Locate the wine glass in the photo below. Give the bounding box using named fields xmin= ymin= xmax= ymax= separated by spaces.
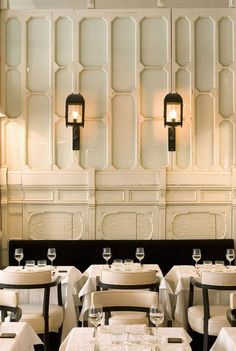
xmin=192 ymin=248 xmax=201 ymax=268
xmin=14 ymin=248 xmax=23 ymax=268
xmin=149 ymin=304 xmax=164 ymax=334
xmin=88 ymin=304 xmax=103 ymax=337
xmin=136 ymin=247 xmax=145 ymax=265
xmin=102 ymin=247 xmax=111 ymax=266
xmin=226 ymin=248 xmax=235 ymax=266
xmin=47 ymin=248 xmax=56 ymax=266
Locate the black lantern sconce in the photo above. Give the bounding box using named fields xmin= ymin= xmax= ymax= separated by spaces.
xmin=163 ymin=92 xmax=183 ymax=151
xmin=65 ymin=93 xmax=85 ymax=150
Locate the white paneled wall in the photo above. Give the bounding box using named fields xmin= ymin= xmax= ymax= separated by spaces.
xmin=0 ymin=7 xmax=236 ymax=266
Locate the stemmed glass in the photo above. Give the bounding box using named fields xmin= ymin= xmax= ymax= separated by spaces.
xmin=102 ymin=247 xmax=111 ymax=266
xmin=88 ymin=304 xmax=103 ymax=338
xmin=14 ymin=248 xmax=23 ymax=268
xmin=47 ymin=248 xmax=56 ymax=266
xmin=136 ymin=247 xmax=145 ymax=265
xmin=226 ymin=248 xmax=235 ymax=266
xmin=192 ymin=248 xmax=201 ymax=268
xmin=149 ymin=304 xmax=164 ymax=334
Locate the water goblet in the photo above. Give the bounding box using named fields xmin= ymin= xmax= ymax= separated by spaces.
xmin=14 ymin=248 xmax=23 ymax=268
xmin=88 ymin=304 xmax=103 ymax=338
xmin=102 ymin=247 xmax=111 ymax=266
xmin=149 ymin=304 xmax=164 ymax=334
xmin=47 ymin=248 xmax=56 ymax=266
xmin=136 ymin=247 xmax=145 ymax=265
xmin=226 ymin=248 xmax=235 ymax=266
xmin=192 ymin=248 xmax=201 ymax=268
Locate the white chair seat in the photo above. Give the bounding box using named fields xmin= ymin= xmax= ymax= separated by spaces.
xmin=20 ymin=303 xmax=63 ymax=334
xmin=188 ymin=305 xmax=231 ymax=336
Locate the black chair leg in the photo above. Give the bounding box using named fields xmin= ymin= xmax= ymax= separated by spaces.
xmin=203 ymin=332 xmax=208 ymax=351
xmin=43 ymin=332 xmax=50 ymax=351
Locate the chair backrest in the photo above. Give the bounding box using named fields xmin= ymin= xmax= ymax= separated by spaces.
xmin=0 ymin=290 xmax=22 ymax=322
xmin=101 ymin=270 xmax=158 ymax=286
xmin=98 ymin=270 xmax=159 ymax=293
xmin=0 ymin=289 xmax=19 ymax=307
xmin=0 ymin=270 xmax=52 ymax=287
xmin=201 ymin=271 xmax=236 ymax=288
xmin=92 ymin=289 xmax=158 ymax=308
xmin=85 ymin=290 xmax=159 ymax=326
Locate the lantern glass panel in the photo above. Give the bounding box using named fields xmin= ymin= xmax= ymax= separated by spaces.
xmin=68 ymin=104 xmax=83 ymax=124
xmin=166 ymin=102 xmax=181 ymax=124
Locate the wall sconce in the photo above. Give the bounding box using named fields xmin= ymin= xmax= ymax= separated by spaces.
xmin=163 ymin=92 xmax=183 ymax=151
xmin=65 ymin=93 xmax=85 ymax=150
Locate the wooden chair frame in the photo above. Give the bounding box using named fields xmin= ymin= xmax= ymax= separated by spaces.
xmin=96 ymin=275 xmax=160 ymax=292
xmin=188 ymin=276 xmax=236 ymax=351
xmin=0 ymin=276 xmax=63 ymax=351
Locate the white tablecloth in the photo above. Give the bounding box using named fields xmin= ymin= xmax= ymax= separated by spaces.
xmin=0 ymin=322 xmax=42 ymax=351
xmin=78 ymin=264 xmax=173 ymax=322
xmin=4 ymin=266 xmax=82 ymax=341
xmin=165 ymin=265 xmax=234 ymax=328
xmin=210 ymin=327 xmax=236 ymax=350
xmin=59 ymin=326 xmax=192 ymax=351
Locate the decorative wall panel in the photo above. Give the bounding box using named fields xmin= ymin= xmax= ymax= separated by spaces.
xmin=27 ymin=95 xmax=50 ymax=169
xmin=24 ymin=205 xmax=88 ymax=239
xmin=166 ymin=206 xmax=230 ymax=239
xmin=1 ymin=8 xmax=236 ymax=267
xmin=97 ymin=206 xmax=157 ymax=240
xmin=112 ymin=17 xmax=135 ymax=92
xmin=26 ymin=17 xmax=50 ymax=92
xmin=112 ymin=95 xmax=135 ymax=169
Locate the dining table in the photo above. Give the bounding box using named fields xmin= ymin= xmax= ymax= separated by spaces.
xmin=59 ymin=325 xmax=192 ymax=351
xmin=209 ymin=327 xmax=236 ymax=350
xmin=0 ymin=321 xmax=43 ymax=351
xmin=78 ymin=264 xmax=173 ymax=323
xmin=165 ymin=264 xmax=235 ymax=328
xmin=3 ymin=265 xmax=83 ymax=341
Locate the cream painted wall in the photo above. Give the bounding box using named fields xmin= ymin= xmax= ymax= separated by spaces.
xmin=0 ymin=3 xmax=236 ymax=266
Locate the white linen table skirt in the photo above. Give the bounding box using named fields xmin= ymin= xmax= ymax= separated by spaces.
xmin=210 ymin=327 xmax=236 ymax=351
xmin=0 ymin=321 xmax=42 ymax=351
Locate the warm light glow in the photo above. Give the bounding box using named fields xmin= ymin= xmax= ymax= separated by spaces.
xmin=72 ymin=111 xmax=78 ymax=122
xmin=169 ymin=109 xmax=177 ymax=121
xmin=166 ymin=104 xmax=181 ymax=123
xmin=68 ymin=105 xmax=82 ymax=124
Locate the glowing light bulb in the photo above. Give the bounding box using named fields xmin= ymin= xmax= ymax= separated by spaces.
xmin=170 ymin=109 xmax=177 ymax=122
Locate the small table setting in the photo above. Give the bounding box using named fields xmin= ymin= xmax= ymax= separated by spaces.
xmin=0 ymin=321 xmax=43 ymax=351
xmin=78 ymin=246 xmax=173 ymax=322
xmin=59 ymin=325 xmax=192 ymax=351
xmin=6 ymin=246 xmax=83 ymax=341
xmin=165 ymin=247 xmax=236 ymax=328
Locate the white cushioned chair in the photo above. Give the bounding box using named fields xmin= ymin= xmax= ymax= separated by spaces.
xmin=188 ymin=271 xmax=236 ymax=351
xmin=96 ymin=269 xmax=161 ymax=325
xmin=84 ymin=289 xmax=158 ymax=326
xmin=0 ymin=269 xmax=63 ymax=351
xmin=0 ymin=290 xmax=22 ymax=321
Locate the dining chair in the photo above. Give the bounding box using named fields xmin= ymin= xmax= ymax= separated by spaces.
xmin=188 ymin=271 xmax=236 ymax=351
xmin=0 ymin=269 xmax=63 ymax=351
xmin=0 ymin=290 xmax=22 ymax=321
xmin=96 ymin=269 xmax=160 ymax=291
xmin=83 ymin=289 xmax=159 ymax=326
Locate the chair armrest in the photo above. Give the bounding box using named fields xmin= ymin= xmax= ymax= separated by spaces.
xmin=230 ymin=292 xmax=236 ymax=309
xmin=227 ymin=308 xmax=236 ymax=327
xmin=188 ymin=276 xmax=202 ymax=308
